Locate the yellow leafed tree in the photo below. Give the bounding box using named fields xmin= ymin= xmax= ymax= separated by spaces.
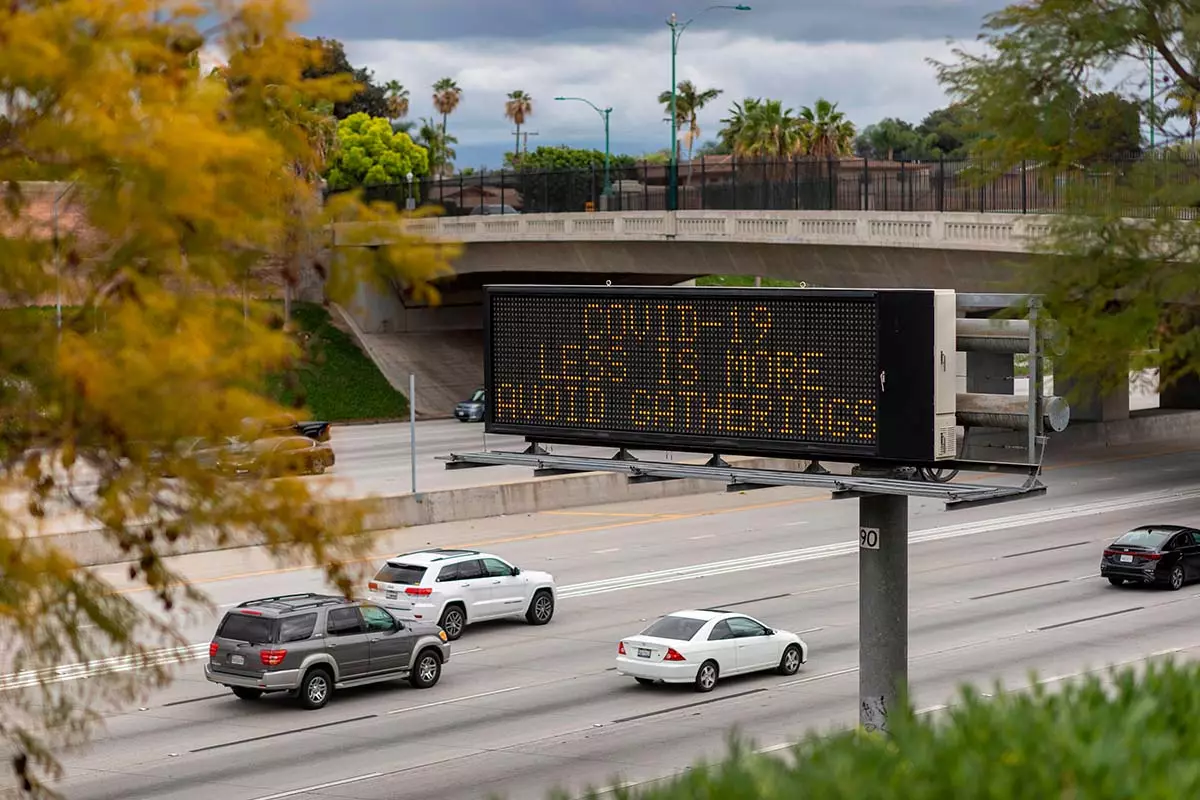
xmin=0 ymin=1 xmax=458 ymax=795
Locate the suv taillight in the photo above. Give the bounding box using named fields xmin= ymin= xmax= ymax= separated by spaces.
xmin=209 ymin=642 xmax=218 ymax=658
xmin=618 ymin=642 xmax=626 ymax=655
xmin=368 ymin=581 xmax=379 ymax=591
xmin=664 ymin=648 xmax=686 ymax=662
xmin=405 ymin=587 xmax=433 ymax=596
xmin=260 ymin=649 xmax=287 ymax=667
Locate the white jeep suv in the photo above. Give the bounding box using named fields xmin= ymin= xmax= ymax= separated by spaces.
xmin=365 ymin=548 xmax=557 ymax=640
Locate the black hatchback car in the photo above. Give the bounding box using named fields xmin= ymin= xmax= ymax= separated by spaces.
xmin=1101 ymin=524 xmax=1200 ymax=590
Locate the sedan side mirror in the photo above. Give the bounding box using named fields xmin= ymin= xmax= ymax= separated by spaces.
xmin=511 ymin=567 xmax=521 ymax=576
xmin=764 ymin=629 xmax=775 ymax=636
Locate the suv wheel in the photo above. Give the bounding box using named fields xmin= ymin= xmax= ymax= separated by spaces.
xmin=232 ymin=687 xmax=263 ymax=701
xmin=439 ymin=605 xmax=466 ymax=641
xmin=525 ymin=590 xmax=554 ymax=626
xmin=409 ymin=649 xmax=442 ymax=689
xmin=298 ymin=667 xmax=332 ymax=710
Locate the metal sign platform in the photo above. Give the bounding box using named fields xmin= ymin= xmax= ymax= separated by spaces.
xmin=438 ymin=450 xmax=1046 ymax=508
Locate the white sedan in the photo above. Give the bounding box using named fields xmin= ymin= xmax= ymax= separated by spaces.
xmin=616 ymin=609 xmax=808 ymax=692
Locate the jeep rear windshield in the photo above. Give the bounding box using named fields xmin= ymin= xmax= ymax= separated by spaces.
xmin=217 ymin=613 xmax=278 ymax=644
xmin=374 ymin=563 xmax=427 ymax=585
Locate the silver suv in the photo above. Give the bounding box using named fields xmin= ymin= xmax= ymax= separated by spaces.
xmin=204 ymin=593 xmax=451 ymax=710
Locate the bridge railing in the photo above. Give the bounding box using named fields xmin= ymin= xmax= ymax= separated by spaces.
xmin=327 ymin=152 xmax=1200 ymax=218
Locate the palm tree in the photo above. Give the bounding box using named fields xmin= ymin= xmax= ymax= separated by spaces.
xmin=799 ymin=98 xmax=856 ymax=158
xmin=384 ymin=80 xmax=410 ymax=121
xmin=432 ymin=77 xmax=463 ymax=175
xmin=417 ymin=116 xmax=458 ymax=176
xmin=1168 ymin=82 xmax=1200 ymax=147
xmin=657 ymin=80 xmax=723 ymax=183
xmin=504 ymin=90 xmax=534 ymax=165
xmin=733 ymin=99 xmax=805 ymax=163
xmin=717 ymin=98 xmax=763 ymax=153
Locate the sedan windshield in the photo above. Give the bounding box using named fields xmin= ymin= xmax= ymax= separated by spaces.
xmin=640 ymin=615 xmax=706 ymax=641
xmin=1113 ymin=528 xmax=1174 ymax=549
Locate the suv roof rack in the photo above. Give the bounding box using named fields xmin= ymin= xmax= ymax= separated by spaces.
xmin=393 ymin=548 xmax=481 ymax=562
xmin=237 ymin=593 xmax=345 ymax=611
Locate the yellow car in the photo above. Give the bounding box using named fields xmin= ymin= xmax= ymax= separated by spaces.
xmin=218 ymin=435 xmax=335 ymax=478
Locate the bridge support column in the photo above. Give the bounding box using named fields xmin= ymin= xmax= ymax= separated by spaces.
xmin=1055 ymin=373 xmax=1130 ymax=422
xmin=1158 ymin=369 xmax=1200 ymax=410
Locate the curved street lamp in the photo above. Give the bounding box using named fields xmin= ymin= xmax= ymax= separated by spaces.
xmin=554 ymin=95 xmax=615 ymax=197
xmin=667 ymin=4 xmax=751 ymax=211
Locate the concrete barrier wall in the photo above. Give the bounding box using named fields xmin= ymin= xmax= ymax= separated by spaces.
xmin=40 ymin=456 xmax=810 ymax=567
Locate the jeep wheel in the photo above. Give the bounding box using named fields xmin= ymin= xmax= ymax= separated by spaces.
xmin=409 ymin=649 xmax=442 ymax=689
xmin=298 ymin=667 xmax=332 ymax=710
xmin=525 ymin=590 xmax=555 ymax=626
xmin=231 ymin=687 xmax=263 ymax=701
xmin=439 ymin=605 xmax=466 ymax=641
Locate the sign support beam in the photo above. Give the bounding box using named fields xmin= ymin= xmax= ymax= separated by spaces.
xmin=858 ymin=493 xmax=908 ymax=734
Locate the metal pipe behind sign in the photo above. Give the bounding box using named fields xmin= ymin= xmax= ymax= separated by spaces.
xmin=409 ymin=373 xmax=417 ymax=494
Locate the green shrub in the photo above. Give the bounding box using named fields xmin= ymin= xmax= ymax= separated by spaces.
xmin=563 ymin=660 xmax=1200 ymax=800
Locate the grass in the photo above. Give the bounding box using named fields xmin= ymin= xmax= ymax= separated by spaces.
xmin=269 ymin=302 xmax=409 ymax=422
xmin=695 ymin=275 xmax=809 ymax=287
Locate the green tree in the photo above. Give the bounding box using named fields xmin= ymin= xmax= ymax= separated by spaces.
xmin=300 ymin=37 xmax=390 ymax=120
xmin=0 ymin=3 xmax=458 ymax=794
xmin=325 ymin=113 xmax=430 ymax=190
xmin=1168 ymin=82 xmax=1200 ymax=146
xmin=799 ymin=98 xmax=856 ymax=158
xmin=501 ymin=145 xmax=637 ymax=213
xmin=384 ymin=80 xmax=410 ymax=122
xmin=855 ymin=117 xmax=937 ymax=160
xmin=505 ymin=90 xmax=534 ymax=166
xmin=930 ymin=0 xmax=1200 ymax=399
xmin=416 ymin=116 xmax=457 ymax=176
xmin=657 ymin=80 xmax=724 ymax=180
xmin=731 ymin=99 xmax=805 ymax=162
xmin=717 ymin=97 xmax=763 ymax=153
xmin=562 ymin=660 xmax=1200 ymax=800
xmin=432 ymin=77 xmax=463 ymax=175
xmin=917 ymin=104 xmax=979 ymax=158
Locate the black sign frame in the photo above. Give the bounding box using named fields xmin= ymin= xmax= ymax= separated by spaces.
xmin=483 ymin=285 xmax=940 ymax=464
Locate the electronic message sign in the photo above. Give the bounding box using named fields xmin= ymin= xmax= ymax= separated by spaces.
xmin=484 ymin=286 xmax=957 ymax=464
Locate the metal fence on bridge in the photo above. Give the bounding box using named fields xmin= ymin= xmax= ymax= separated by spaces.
xmin=326 ymin=153 xmax=1200 ymax=218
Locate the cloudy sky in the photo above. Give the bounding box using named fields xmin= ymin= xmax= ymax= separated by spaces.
xmin=300 ymin=0 xmax=1009 ymax=168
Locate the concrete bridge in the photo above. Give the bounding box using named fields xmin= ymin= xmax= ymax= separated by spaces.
xmin=330 ymin=209 xmax=1071 ymax=418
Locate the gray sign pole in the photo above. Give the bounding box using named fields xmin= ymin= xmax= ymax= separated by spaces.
xmin=409 ymin=373 xmax=417 ymax=494
xmin=858 ymin=493 xmax=909 ymax=733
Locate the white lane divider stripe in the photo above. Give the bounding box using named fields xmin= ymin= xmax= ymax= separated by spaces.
xmin=387 ymin=684 xmax=523 ymax=715
xmin=7 ymin=485 xmax=1197 ymax=692
xmin=247 ymin=773 xmax=384 ymax=800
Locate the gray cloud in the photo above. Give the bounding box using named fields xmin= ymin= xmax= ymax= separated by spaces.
xmin=304 ymin=0 xmax=1004 ymax=45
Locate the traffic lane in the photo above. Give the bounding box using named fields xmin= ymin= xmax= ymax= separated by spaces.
xmin=56 ymin=481 xmax=1200 ymax=689
xmin=57 ymin=589 xmax=1200 ymax=800
xmin=86 ymin=441 xmax=1200 ymax=608
xmin=46 ymin=506 xmax=1198 ymax=788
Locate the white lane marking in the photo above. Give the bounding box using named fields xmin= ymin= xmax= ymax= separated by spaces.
xmin=915 ymin=704 xmax=948 ymax=715
xmin=796 ymin=627 xmax=824 ymax=635
xmin=0 ymin=643 xmax=210 ymax=692
xmin=688 ymin=534 xmax=715 ymax=540
xmin=756 ymin=742 xmax=793 ymax=754
xmin=784 ymin=521 xmax=810 ymax=527
xmin=453 ymin=647 xmax=483 ymax=656
xmin=247 ymin=773 xmax=383 ymax=800
xmin=13 ymin=485 xmax=1198 ymax=691
xmin=1153 ymin=647 xmax=1183 ymax=656
xmin=779 ymin=666 xmax=859 ymax=687
xmin=558 ymin=486 xmax=1200 ymax=598
xmin=387 ymin=685 xmax=523 ymax=715
xmin=593 ymin=548 xmax=621 ymax=554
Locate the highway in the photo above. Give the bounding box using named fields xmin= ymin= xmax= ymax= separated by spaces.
xmin=19 ymin=441 xmax=1200 ymax=800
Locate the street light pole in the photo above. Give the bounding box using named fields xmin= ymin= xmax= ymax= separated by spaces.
xmin=666 ymin=5 xmax=750 ymax=212
xmin=554 ymin=96 xmax=614 ymax=195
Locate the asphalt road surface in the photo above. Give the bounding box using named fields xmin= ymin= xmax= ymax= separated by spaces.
xmin=15 ymin=441 xmax=1200 ymax=800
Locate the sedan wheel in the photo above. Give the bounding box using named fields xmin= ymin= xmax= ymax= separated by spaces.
xmin=778 ymin=644 xmax=802 ymax=676
xmin=695 ymin=661 xmax=718 ymax=693
xmin=1169 ymin=566 xmax=1185 ymax=591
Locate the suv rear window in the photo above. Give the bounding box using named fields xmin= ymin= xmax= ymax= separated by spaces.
xmin=374 ymin=563 xmax=427 ymax=585
xmin=218 ymin=613 xmax=277 ymax=644
xmin=641 ymin=615 xmax=706 ymax=641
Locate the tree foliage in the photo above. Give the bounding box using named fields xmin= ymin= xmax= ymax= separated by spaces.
xmin=301 ymin=37 xmax=390 ymax=120
xmin=931 ymin=0 xmax=1200 ymax=397
xmin=716 ymin=97 xmax=856 ymax=159
xmin=855 ymin=117 xmax=938 ymax=160
xmin=325 ymin=113 xmax=430 ymax=190
xmin=0 ymin=1 xmax=457 ymax=795
xmin=564 ymin=660 xmax=1200 ymax=800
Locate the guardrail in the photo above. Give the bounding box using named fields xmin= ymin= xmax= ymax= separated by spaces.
xmin=332 ymin=210 xmax=1055 ymax=253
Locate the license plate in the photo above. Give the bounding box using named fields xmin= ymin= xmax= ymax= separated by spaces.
xmin=386 ymin=590 xmax=398 ymax=599
xmin=637 ymin=648 xmax=651 ymax=659
xmin=1120 ymin=554 xmax=1133 ymax=563
xmin=230 ymin=654 xmax=245 ymax=666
